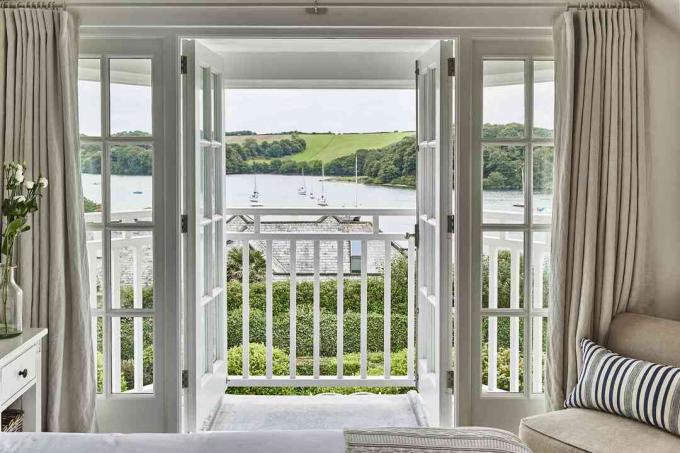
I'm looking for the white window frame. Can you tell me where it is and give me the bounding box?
[466,37,553,430]
[80,38,170,433]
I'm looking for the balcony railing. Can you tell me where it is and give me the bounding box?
[224,207,417,388]
[85,207,550,394]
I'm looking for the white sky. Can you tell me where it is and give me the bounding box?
[78,83,554,136]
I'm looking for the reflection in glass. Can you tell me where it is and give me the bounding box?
[483,60,525,139]
[80,143,103,224]
[482,232,524,309]
[482,316,524,393]
[110,59,152,136]
[533,146,554,224]
[482,145,525,224]
[110,145,153,218]
[533,60,555,139]
[112,316,153,393]
[78,58,101,137]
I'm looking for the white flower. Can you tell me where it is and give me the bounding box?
[38,177,48,188]
[14,173,24,183]
[13,195,25,203]
[25,181,35,189]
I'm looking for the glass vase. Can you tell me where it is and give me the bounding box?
[0,265,22,338]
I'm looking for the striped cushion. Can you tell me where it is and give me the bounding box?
[344,427,531,453]
[565,338,680,435]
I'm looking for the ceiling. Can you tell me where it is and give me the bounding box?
[201,38,439,55]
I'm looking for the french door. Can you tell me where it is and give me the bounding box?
[415,40,455,427]
[182,40,228,432]
[467,38,554,432]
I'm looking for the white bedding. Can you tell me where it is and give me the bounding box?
[0,430,346,453]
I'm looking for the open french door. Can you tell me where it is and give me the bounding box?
[415,40,454,427]
[182,40,227,432]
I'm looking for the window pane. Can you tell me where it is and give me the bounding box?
[86,230,104,310]
[482,232,524,309]
[483,145,525,224]
[78,58,101,137]
[110,59,152,137]
[482,316,524,393]
[112,316,153,393]
[81,143,103,224]
[483,60,525,139]
[532,316,547,393]
[533,60,554,139]
[110,230,153,309]
[533,145,553,224]
[110,144,153,219]
[94,316,104,393]
[532,231,551,309]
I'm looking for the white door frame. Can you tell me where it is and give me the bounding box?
[77,26,553,433]
[79,37,170,433]
[467,37,553,432]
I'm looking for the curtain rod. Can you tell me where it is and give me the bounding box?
[1,1,65,8]
[62,1,644,9]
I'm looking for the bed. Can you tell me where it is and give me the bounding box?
[0,427,530,453]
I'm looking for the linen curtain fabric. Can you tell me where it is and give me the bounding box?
[0,9,96,432]
[547,8,648,411]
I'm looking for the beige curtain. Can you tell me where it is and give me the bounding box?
[0,8,96,432]
[547,8,649,411]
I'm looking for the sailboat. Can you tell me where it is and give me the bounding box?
[249,174,260,204]
[297,168,307,195]
[317,164,328,207]
[309,179,315,199]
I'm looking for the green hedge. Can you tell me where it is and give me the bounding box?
[227,343,409,377]
[227,306,407,356]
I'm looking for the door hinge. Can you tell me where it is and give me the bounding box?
[181,214,188,233]
[446,370,455,390]
[447,214,455,234]
[180,55,188,75]
[414,223,419,248]
[415,60,420,76]
[447,57,455,77]
[181,369,189,388]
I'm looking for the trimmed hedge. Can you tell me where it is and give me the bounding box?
[227,343,409,377]
[227,306,408,356]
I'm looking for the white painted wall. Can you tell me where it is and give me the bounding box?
[646,12,680,320]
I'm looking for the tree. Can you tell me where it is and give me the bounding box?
[227,247,266,283]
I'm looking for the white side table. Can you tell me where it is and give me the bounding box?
[0,328,47,432]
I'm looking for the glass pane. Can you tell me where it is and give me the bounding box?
[94,316,103,393]
[483,60,525,139]
[482,316,524,393]
[81,143,103,224]
[212,73,221,138]
[78,58,101,137]
[482,232,524,309]
[213,147,222,214]
[86,230,104,310]
[482,145,525,224]
[533,60,554,139]
[533,145,554,224]
[532,316,547,393]
[201,67,210,140]
[203,225,213,295]
[110,230,153,309]
[112,316,153,393]
[110,144,153,219]
[110,59,152,137]
[532,232,551,309]
[203,148,214,218]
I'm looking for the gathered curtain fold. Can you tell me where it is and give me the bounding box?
[547,8,649,411]
[0,8,96,432]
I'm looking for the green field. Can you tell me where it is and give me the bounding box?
[227,131,414,163]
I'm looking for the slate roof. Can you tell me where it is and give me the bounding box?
[226,215,404,277]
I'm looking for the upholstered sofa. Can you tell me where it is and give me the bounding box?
[519,313,680,453]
